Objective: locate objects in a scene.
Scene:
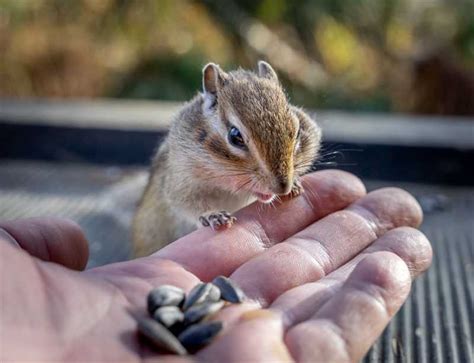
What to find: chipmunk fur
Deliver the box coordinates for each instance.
[132,61,322,257]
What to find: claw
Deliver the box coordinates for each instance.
[199,211,236,230]
[290,179,304,198]
[199,216,210,227]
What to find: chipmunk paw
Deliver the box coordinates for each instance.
[290,179,304,198]
[199,211,236,230]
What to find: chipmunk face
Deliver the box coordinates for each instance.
[197,61,321,203]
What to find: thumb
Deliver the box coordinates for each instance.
[0,218,89,270]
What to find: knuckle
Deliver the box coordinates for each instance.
[358,252,411,296]
[381,227,433,277]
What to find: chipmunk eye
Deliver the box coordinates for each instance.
[228,126,246,149]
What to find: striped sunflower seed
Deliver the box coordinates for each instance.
[137,317,187,355]
[212,276,246,303]
[183,301,225,325]
[182,283,219,310]
[153,306,184,328]
[178,321,223,350]
[207,283,221,302]
[147,285,185,315]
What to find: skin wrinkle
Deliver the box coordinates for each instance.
[233,241,329,308]
[337,293,389,360]
[40,226,54,264]
[90,258,200,304]
[327,227,431,285]
[143,258,199,283]
[368,242,419,277]
[0,229,20,247]
[286,320,351,363]
[62,291,137,361]
[37,260,120,344]
[289,235,334,278]
[378,228,432,278]
[283,209,377,275]
[242,219,273,250]
[286,238,331,277]
[347,283,392,319]
[345,206,383,238]
[97,271,155,306]
[318,319,352,362]
[31,258,64,334]
[26,259,127,362]
[356,189,422,230]
[74,273,178,362]
[357,255,411,315]
[276,280,342,329]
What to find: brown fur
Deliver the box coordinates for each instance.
[132,62,322,257]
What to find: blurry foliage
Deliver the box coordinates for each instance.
[0,0,473,115]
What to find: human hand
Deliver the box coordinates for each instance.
[0,170,432,362]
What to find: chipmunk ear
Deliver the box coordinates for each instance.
[202,63,228,94]
[258,60,278,81]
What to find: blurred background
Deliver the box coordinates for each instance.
[1,0,473,115]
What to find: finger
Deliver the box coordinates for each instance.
[331,226,432,280]
[231,187,422,305]
[271,227,432,328]
[156,170,366,280]
[197,310,292,362]
[0,218,89,270]
[285,252,412,362]
[237,170,366,243]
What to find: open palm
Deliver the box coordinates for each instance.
[1,170,432,362]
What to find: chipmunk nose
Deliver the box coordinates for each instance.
[274,176,292,195]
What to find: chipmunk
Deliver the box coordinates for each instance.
[132,61,322,257]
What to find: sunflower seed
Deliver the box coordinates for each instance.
[183,283,217,310]
[212,276,246,303]
[137,317,187,355]
[184,301,225,325]
[147,285,185,315]
[153,306,184,328]
[207,283,221,302]
[178,321,223,350]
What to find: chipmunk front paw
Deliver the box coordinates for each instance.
[199,211,236,230]
[290,179,304,198]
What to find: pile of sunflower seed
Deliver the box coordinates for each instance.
[137,275,246,355]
